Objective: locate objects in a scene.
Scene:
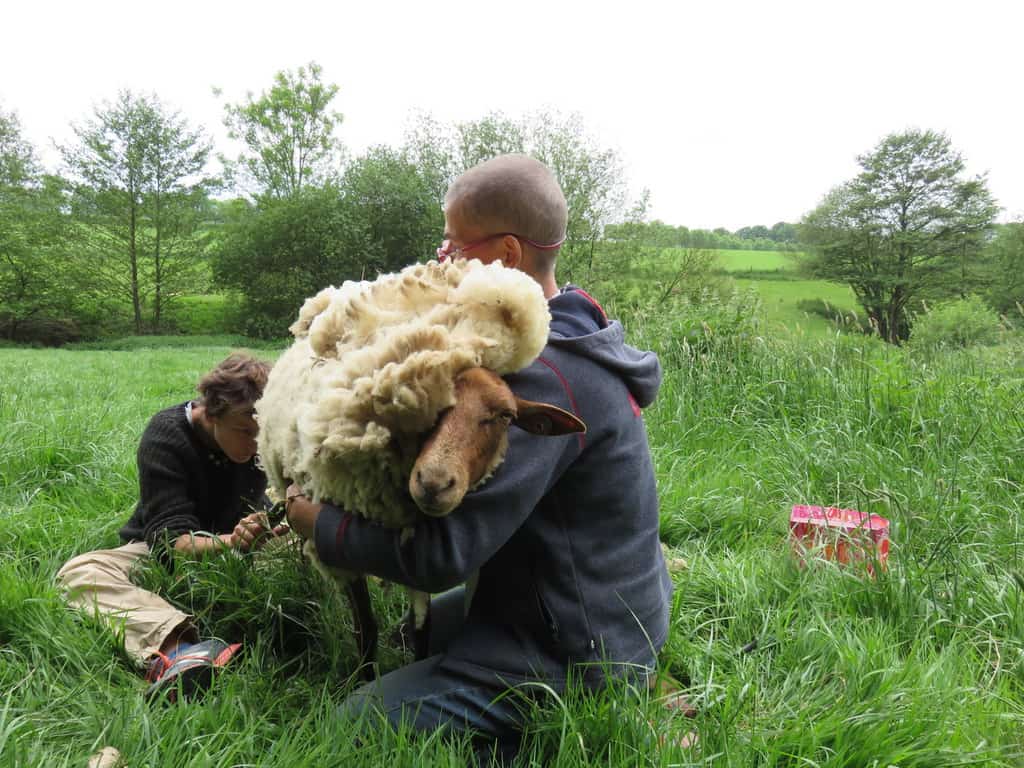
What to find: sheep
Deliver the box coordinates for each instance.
[256,258,586,673]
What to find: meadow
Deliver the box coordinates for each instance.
[714,249,798,274]
[3,259,1024,766]
[609,246,860,339]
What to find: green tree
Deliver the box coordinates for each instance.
[736,224,770,240]
[142,109,216,330]
[212,148,444,338]
[600,198,730,307]
[799,129,998,343]
[0,107,76,342]
[528,112,627,284]
[61,91,214,333]
[455,113,526,169]
[403,109,632,285]
[340,147,443,272]
[769,221,797,243]
[982,220,1024,316]
[0,107,35,185]
[212,186,370,338]
[219,62,344,199]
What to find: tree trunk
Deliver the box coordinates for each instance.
[129,197,142,334]
[153,189,162,333]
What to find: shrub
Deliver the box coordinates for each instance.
[0,316,83,346]
[909,295,1005,351]
[617,286,764,368]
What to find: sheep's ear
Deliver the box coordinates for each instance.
[512,400,586,436]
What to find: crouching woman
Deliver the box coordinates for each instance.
[56,353,286,701]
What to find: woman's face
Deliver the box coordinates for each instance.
[210,407,259,463]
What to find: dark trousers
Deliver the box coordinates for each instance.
[338,588,547,762]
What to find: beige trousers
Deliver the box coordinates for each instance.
[56,541,191,664]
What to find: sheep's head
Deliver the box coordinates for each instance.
[409,367,586,517]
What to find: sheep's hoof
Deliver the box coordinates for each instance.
[353,660,378,682]
[387,616,415,654]
[387,610,431,660]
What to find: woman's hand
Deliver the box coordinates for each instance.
[232,511,289,552]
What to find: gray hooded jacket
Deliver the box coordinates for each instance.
[315,287,672,680]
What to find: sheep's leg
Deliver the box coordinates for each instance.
[345,576,378,681]
[394,606,431,660]
[404,589,431,661]
[412,607,431,661]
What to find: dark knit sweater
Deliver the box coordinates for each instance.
[118,402,268,559]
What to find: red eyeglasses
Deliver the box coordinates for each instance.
[436,232,566,262]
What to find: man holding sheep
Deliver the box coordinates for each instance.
[286,155,672,760]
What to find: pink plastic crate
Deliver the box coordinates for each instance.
[789,504,890,572]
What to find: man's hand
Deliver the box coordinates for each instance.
[232,512,289,552]
[284,483,321,540]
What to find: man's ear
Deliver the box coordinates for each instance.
[512,398,586,436]
[500,234,524,269]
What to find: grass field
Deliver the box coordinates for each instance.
[636,248,859,338]
[4,305,1024,766]
[733,278,860,337]
[712,249,798,274]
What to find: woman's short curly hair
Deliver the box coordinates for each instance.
[197,353,271,418]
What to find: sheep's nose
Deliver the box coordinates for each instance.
[414,469,456,502]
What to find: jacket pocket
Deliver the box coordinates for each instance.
[533,584,560,644]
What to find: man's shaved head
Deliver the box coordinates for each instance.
[444,155,568,248]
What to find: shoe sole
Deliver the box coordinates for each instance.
[146,661,215,704]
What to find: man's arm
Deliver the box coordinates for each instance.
[293,365,583,592]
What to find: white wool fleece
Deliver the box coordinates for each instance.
[255,259,551,530]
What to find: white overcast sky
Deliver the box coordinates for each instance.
[2,0,1021,230]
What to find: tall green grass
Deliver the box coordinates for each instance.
[3,315,1024,765]
[630,305,1024,765]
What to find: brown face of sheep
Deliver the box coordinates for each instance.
[409,367,586,516]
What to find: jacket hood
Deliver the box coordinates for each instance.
[546,288,662,408]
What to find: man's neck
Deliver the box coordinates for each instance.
[526,269,558,300]
[540,277,558,300]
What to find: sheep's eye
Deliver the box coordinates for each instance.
[479,411,514,427]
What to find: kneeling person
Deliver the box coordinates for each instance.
[57,353,286,702]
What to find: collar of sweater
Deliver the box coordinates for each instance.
[186,401,229,466]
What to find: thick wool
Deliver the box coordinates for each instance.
[255,259,550,530]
